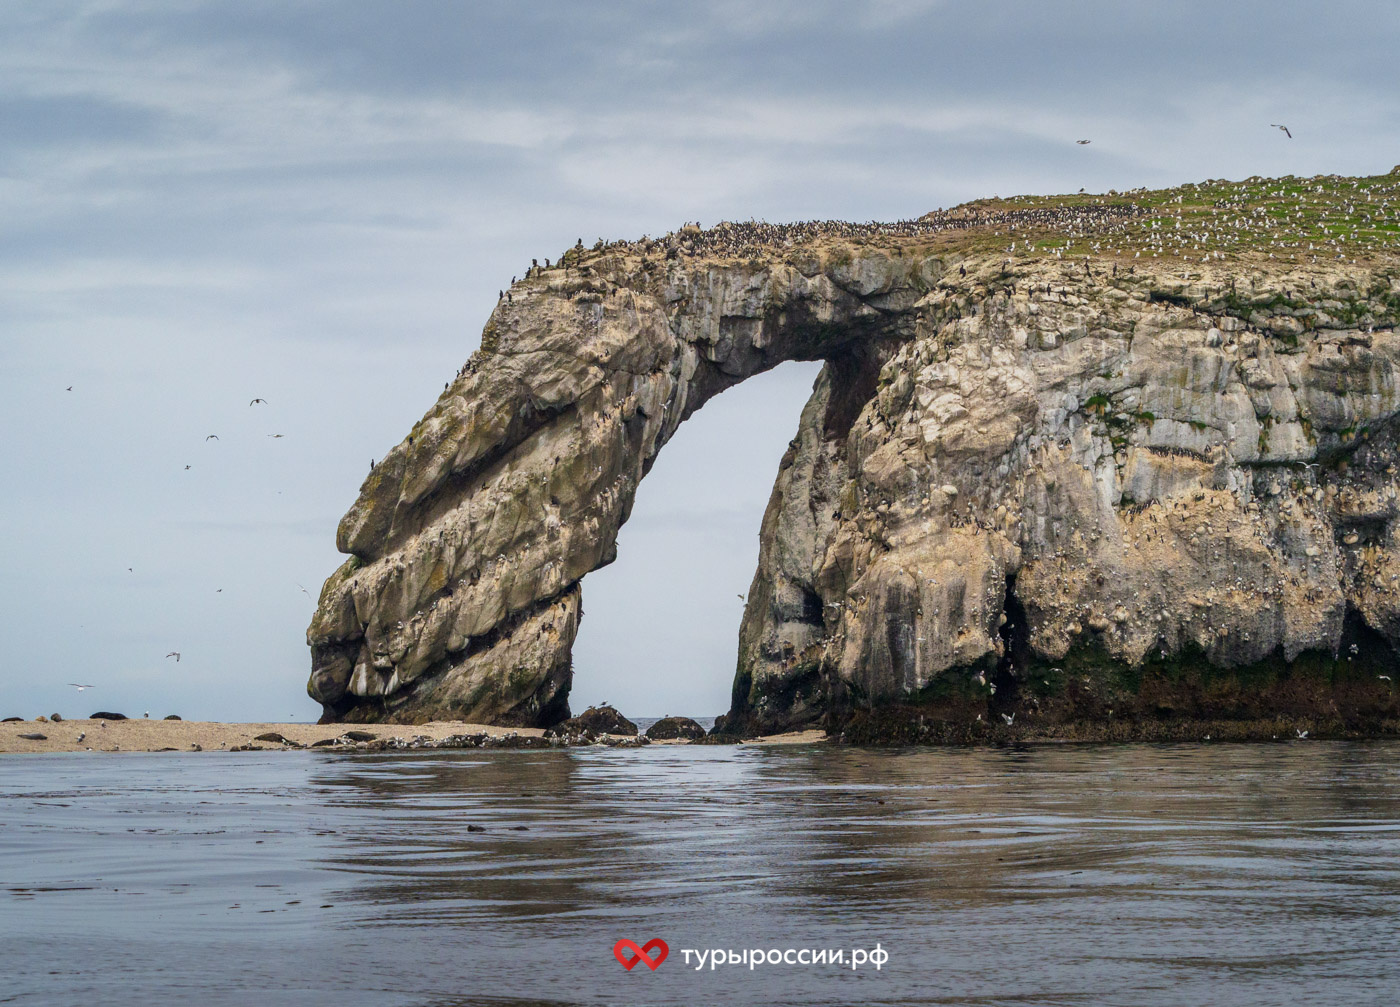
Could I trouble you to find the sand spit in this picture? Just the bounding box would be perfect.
[0,718,825,753]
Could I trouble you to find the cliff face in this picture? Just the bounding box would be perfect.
[309,172,1400,738]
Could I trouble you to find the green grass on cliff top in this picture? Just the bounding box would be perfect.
[958,168,1400,266]
[574,169,1400,271]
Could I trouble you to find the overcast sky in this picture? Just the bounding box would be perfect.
[3,1,1397,723]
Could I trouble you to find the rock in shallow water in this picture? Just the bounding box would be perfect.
[644,716,707,741]
[546,705,638,738]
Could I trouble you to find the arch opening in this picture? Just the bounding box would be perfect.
[569,361,825,720]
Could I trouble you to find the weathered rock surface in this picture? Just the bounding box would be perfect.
[309,172,1400,739]
[737,261,1400,738]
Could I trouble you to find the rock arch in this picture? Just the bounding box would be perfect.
[309,212,1400,739]
[307,244,934,724]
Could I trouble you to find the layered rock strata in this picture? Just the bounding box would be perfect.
[309,173,1400,738]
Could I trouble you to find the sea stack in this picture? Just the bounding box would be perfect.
[307,171,1400,740]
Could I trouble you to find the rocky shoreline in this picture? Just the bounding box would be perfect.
[7,713,1390,752]
[0,717,823,754]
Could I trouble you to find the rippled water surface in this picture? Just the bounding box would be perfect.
[4,742,1400,1006]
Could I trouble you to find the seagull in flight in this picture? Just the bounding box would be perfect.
[1075,139,1091,145]
[249,398,268,406]
[1270,123,1292,138]
[1001,712,1015,726]
[205,434,219,441]
[1296,729,1309,739]
[66,385,73,391]
[166,651,181,662]
[268,433,284,438]
[68,683,95,692]
[296,583,312,600]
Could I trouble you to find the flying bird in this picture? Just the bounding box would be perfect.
[1270,123,1292,138]
[1296,729,1309,739]
[1001,712,1015,726]
[296,583,312,600]
[205,434,219,441]
[268,433,284,438]
[184,465,191,470]
[1076,139,1091,145]
[66,385,73,391]
[166,651,181,662]
[249,398,268,406]
[68,683,95,691]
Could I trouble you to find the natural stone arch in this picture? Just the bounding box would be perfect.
[309,192,1400,740]
[306,244,937,724]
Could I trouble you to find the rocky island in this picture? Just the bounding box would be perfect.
[307,170,1400,742]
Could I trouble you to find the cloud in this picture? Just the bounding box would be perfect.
[3,0,1399,720]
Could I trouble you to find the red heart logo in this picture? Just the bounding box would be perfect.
[613,938,669,971]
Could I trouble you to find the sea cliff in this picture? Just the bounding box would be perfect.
[308,170,1400,740]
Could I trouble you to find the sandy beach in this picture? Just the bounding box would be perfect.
[0,717,825,753]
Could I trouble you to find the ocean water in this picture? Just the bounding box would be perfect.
[3,742,1400,1006]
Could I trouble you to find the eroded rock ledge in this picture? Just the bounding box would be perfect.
[308,172,1400,739]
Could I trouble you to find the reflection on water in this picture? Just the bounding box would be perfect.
[3,743,1400,1006]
